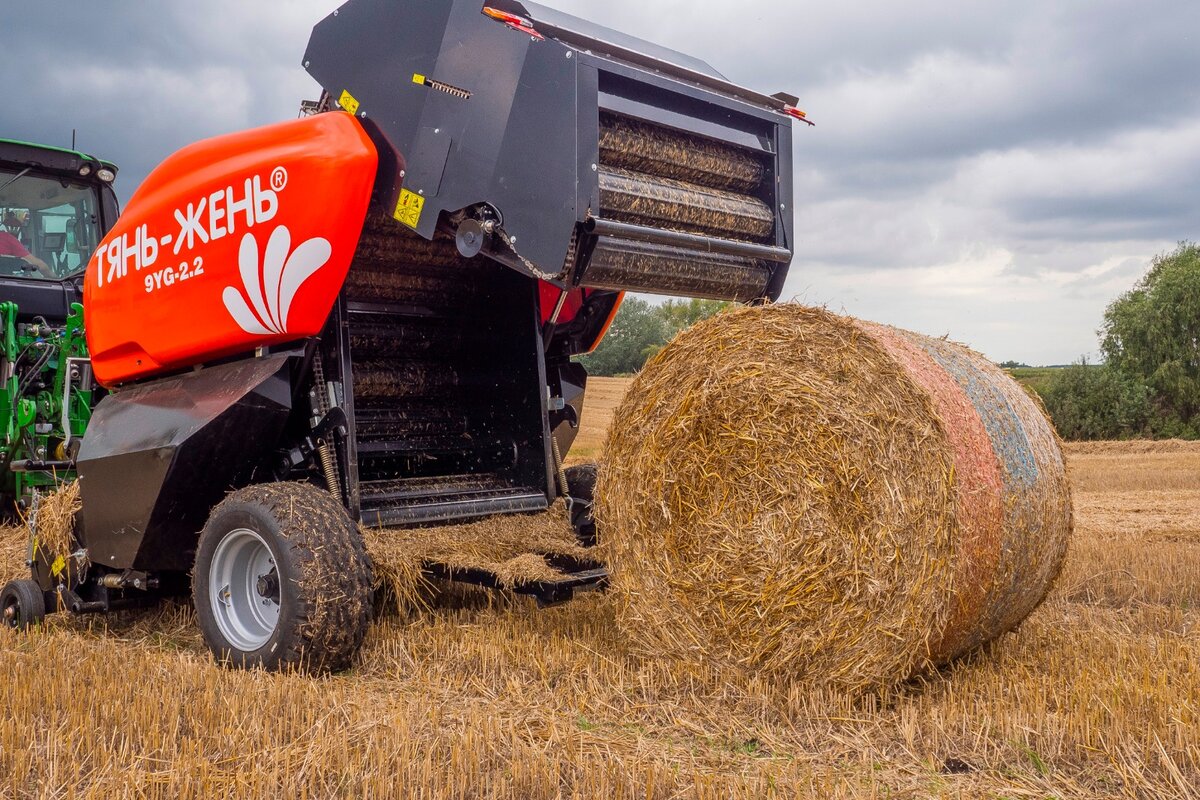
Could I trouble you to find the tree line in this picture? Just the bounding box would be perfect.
[1040,242,1200,440]
[581,243,1200,441]
[578,298,731,377]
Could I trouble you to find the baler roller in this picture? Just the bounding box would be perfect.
[352,235,468,270]
[354,407,469,441]
[598,112,766,194]
[344,272,477,309]
[353,362,460,402]
[350,324,467,359]
[598,168,774,244]
[581,237,771,302]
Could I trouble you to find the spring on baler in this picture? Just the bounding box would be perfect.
[317,444,341,498]
[311,354,343,499]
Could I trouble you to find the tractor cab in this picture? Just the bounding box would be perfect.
[0,139,120,322]
[0,140,118,514]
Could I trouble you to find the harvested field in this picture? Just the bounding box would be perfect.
[566,376,630,462]
[0,433,1196,796]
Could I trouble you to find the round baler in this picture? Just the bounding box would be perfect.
[3,0,803,673]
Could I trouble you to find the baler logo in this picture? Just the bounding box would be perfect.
[222,225,332,336]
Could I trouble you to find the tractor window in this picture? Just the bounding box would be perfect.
[0,168,102,281]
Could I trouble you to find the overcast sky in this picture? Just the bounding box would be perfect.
[5,1,1198,364]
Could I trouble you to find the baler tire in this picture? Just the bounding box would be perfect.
[193,482,373,674]
[1,579,46,630]
[565,464,598,547]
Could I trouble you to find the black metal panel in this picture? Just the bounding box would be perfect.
[594,64,781,151]
[0,141,117,179]
[548,360,586,458]
[771,121,796,299]
[77,355,295,571]
[0,276,81,322]
[304,0,797,300]
[496,0,727,82]
[331,296,361,519]
[305,0,581,274]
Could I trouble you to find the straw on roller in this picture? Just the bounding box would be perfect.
[598,111,766,194]
[597,304,1072,690]
[598,168,775,243]
[582,238,772,302]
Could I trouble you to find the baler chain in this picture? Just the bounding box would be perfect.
[496,227,567,284]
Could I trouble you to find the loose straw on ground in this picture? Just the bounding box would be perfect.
[362,501,590,615]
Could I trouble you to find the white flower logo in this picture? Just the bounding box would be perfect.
[223,225,332,336]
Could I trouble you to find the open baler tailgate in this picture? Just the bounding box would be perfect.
[303,0,797,304]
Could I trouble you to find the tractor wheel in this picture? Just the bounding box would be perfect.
[565,463,598,547]
[193,482,373,673]
[1,579,46,630]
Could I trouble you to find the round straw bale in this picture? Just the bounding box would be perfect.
[0,524,25,584]
[596,304,1071,691]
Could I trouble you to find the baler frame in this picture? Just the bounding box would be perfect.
[6,0,803,669]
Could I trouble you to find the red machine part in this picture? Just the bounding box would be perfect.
[85,114,378,387]
[537,283,626,354]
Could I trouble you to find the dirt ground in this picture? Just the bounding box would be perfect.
[0,378,1196,798]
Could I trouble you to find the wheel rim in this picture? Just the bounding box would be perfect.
[1,594,19,628]
[208,528,281,652]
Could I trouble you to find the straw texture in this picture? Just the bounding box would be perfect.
[597,306,957,690]
[598,168,775,243]
[597,305,1072,691]
[31,481,82,569]
[362,502,590,615]
[598,111,766,194]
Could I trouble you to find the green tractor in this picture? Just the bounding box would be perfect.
[0,140,119,515]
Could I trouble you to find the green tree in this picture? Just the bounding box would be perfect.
[577,297,667,376]
[640,299,732,364]
[1101,242,1200,422]
[1041,360,1152,441]
[577,298,734,376]
[658,299,732,339]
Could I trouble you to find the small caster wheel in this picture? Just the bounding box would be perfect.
[1,579,46,630]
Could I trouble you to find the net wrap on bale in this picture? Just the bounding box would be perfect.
[596,305,1072,691]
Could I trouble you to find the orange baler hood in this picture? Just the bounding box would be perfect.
[85,113,378,387]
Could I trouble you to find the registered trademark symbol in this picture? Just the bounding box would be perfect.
[271,167,288,192]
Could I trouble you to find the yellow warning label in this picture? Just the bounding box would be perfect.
[50,555,66,578]
[338,89,360,116]
[394,189,425,228]
[412,73,427,86]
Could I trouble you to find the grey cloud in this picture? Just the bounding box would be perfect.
[2,0,1197,364]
